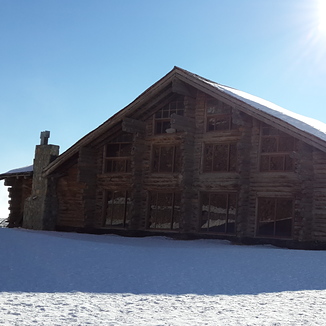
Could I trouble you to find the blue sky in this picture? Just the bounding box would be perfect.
[1,0,326,219]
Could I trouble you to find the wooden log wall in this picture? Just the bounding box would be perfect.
[312,149,326,241]
[52,86,326,246]
[4,177,32,227]
[56,164,85,228]
[78,146,97,228]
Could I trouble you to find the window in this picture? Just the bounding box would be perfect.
[206,97,233,132]
[104,133,132,173]
[260,124,296,172]
[203,143,237,172]
[152,145,181,173]
[103,190,131,228]
[201,193,237,234]
[154,101,184,134]
[256,197,293,238]
[148,192,180,230]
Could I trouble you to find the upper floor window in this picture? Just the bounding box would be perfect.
[154,101,184,134]
[203,143,237,172]
[256,197,293,238]
[152,145,181,173]
[200,192,237,234]
[260,124,296,172]
[206,97,233,132]
[104,133,133,173]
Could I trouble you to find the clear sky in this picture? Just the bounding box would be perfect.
[1,0,326,219]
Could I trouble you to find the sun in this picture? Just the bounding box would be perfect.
[318,0,326,33]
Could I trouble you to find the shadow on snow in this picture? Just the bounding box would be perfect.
[1,228,326,295]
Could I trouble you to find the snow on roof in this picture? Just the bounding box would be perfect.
[3,165,33,175]
[198,76,326,142]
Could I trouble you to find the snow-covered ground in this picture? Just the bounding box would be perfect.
[1,228,326,325]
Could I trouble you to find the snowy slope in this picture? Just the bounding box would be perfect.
[1,228,326,325]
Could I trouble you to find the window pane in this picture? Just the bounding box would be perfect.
[270,156,284,171]
[152,147,160,173]
[207,117,216,131]
[159,147,174,172]
[227,194,237,234]
[172,193,181,229]
[209,194,227,232]
[120,143,132,156]
[201,193,210,230]
[105,191,129,228]
[261,137,277,153]
[257,197,293,238]
[279,137,295,152]
[260,156,270,171]
[213,144,228,171]
[174,146,181,173]
[258,198,276,222]
[203,145,213,172]
[149,192,179,230]
[284,155,293,171]
[214,116,230,131]
[229,144,237,172]
[106,144,120,157]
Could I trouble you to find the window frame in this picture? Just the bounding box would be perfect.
[205,97,233,132]
[259,124,296,172]
[154,100,185,135]
[256,197,294,238]
[103,134,133,174]
[200,192,237,234]
[202,143,237,173]
[147,191,181,231]
[103,190,131,229]
[152,144,181,174]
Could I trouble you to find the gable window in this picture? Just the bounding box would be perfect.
[152,145,181,173]
[103,190,131,228]
[256,197,293,238]
[201,193,237,234]
[147,192,180,230]
[260,124,296,172]
[154,100,184,134]
[206,97,233,132]
[203,143,237,172]
[104,133,133,173]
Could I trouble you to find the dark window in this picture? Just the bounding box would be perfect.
[203,143,237,172]
[148,192,181,230]
[257,197,293,238]
[103,190,131,228]
[206,97,233,132]
[104,133,132,173]
[152,145,181,173]
[260,124,296,172]
[201,193,237,234]
[155,101,184,134]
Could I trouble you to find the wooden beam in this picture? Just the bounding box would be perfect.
[170,113,196,133]
[122,118,146,134]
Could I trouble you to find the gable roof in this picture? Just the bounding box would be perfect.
[43,66,326,176]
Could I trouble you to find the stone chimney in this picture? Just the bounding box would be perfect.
[23,131,59,230]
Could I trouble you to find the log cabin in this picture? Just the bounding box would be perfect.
[2,66,326,249]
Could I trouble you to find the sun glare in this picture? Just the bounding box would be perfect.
[318,0,326,33]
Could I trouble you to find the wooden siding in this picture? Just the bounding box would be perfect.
[4,177,32,227]
[50,88,326,247]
